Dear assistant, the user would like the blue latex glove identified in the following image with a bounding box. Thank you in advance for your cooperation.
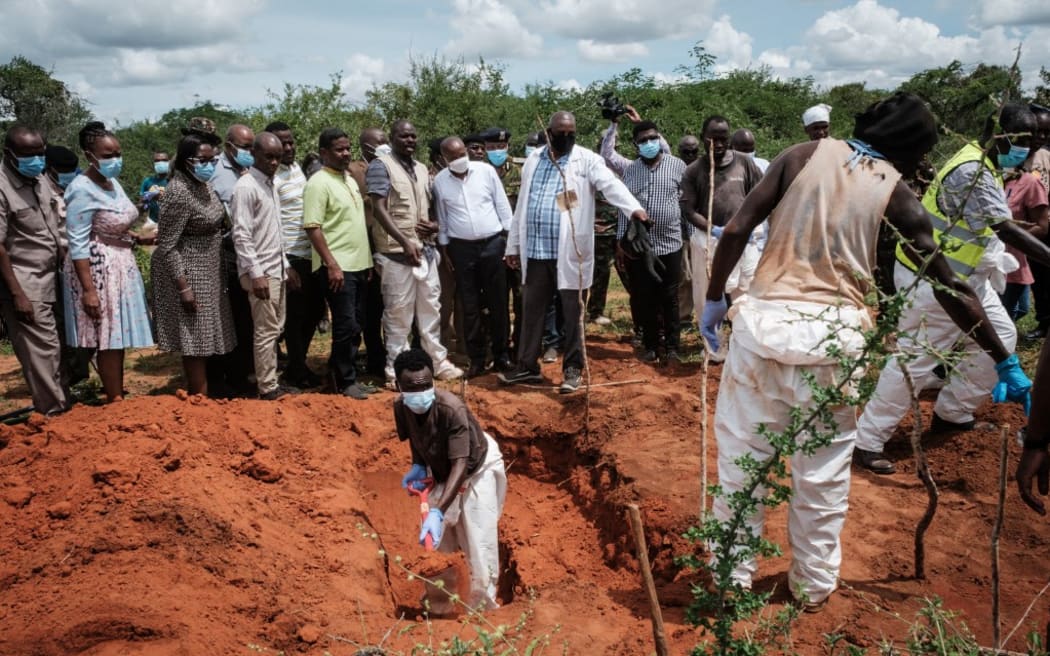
[701,296,729,353]
[402,463,427,489]
[992,354,1032,414]
[710,225,724,239]
[419,507,444,547]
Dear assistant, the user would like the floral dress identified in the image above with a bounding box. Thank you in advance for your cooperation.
[62,175,154,349]
[150,172,235,356]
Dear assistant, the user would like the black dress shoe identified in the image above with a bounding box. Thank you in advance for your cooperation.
[929,413,974,434]
[853,448,896,474]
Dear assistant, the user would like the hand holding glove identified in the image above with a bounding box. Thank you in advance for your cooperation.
[402,464,428,491]
[419,507,444,548]
[992,354,1032,414]
[701,296,729,354]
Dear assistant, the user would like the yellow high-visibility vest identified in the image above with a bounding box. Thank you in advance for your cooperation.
[897,142,1002,280]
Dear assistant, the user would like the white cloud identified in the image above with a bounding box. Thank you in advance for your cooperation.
[555,78,582,92]
[577,40,648,63]
[444,0,544,59]
[978,0,1050,27]
[341,54,391,101]
[705,15,753,74]
[755,0,1043,90]
[0,0,268,93]
[108,45,266,87]
[522,0,715,43]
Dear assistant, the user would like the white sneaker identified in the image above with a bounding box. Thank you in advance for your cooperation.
[434,360,464,381]
[593,315,612,326]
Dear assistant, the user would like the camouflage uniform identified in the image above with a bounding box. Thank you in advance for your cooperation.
[499,160,524,356]
[588,192,619,320]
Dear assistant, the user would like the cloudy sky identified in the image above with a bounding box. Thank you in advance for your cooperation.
[3,0,1049,125]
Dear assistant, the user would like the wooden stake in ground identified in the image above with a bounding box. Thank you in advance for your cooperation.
[698,143,717,519]
[627,504,670,656]
[901,367,938,579]
[993,424,1010,651]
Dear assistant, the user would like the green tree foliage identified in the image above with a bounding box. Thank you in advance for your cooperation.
[899,60,1020,161]
[0,56,91,146]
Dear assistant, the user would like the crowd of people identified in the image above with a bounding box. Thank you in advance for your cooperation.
[2,91,1050,611]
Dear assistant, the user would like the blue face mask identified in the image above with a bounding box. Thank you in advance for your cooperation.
[13,154,45,178]
[998,143,1029,170]
[233,147,254,168]
[94,156,123,179]
[192,162,217,182]
[402,387,436,414]
[154,161,170,175]
[524,146,535,157]
[487,148,508,167]
[637,138,661,160]
[57,171,78,189]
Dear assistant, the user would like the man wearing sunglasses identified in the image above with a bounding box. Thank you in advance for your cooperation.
[855,102,1050,474]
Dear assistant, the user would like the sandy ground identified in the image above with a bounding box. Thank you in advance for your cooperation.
[0,330,1047,655]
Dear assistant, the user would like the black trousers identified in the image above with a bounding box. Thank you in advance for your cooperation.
[284,256,326,380]
[362,271,386,376]
[448,234,510,365]
[587,236,615,320]
[320,269,368,389]
[626,248,682,351]
[518,259,585,374]
[207,254,255,395]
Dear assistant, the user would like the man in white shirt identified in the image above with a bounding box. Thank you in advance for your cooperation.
[433,137,514,378]
[231,132,301,400]
[267,121,323,389]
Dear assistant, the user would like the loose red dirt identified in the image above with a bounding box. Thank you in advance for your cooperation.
[0,336,1047,655]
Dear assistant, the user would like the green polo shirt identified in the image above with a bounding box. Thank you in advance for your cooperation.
[302,167,373,273]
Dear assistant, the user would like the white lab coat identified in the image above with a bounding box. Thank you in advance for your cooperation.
[505,145,642,290]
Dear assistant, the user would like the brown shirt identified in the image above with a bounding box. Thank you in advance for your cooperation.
[394,388,488,483]
[0,164,63,301]
[347,160,377,229]
[680,150,763,228]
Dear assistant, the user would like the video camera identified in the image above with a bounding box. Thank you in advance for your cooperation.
[598,93,628,120]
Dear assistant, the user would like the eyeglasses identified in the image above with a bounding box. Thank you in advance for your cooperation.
[187,156,221,166]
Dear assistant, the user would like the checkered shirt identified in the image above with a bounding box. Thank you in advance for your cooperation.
[618,155,686,256]
[524,149,569,260]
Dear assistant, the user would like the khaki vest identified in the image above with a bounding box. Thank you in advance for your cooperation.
[372,154,430,253]
[749,139,901,309]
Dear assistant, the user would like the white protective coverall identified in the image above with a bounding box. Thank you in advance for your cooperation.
[852,159,1018,455]
[431,432,508,610]
[710,138,900,604]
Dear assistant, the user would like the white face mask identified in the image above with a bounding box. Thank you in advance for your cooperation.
[374,144,393,157]
[448,156,470,174]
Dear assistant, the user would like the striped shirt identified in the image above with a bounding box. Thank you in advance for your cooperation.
[525,149,569,260]
[274,162,310,258]
[618,155,686,256]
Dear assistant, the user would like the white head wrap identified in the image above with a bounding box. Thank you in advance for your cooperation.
[802,104,832,127]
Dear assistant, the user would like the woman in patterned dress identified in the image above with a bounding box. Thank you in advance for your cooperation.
[151,133,235,395]
[63,122,154,402]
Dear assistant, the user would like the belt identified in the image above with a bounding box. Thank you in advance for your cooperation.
[91,231,135,248]
[449,232,502,245]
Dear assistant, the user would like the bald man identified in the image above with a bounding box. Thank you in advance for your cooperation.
[730,129,770,173]
[209,123,258,397]
[678,135,701,166]
[0,126,70,415]
[231,132,301,399]
[500,111,648,393]
[348,127,390,378]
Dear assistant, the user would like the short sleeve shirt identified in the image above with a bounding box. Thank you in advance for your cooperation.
[0,166,62,301]
[302,168,373,273]
[393,389,488,483]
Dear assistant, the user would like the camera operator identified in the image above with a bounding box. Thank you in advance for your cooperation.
[598,99,670,177]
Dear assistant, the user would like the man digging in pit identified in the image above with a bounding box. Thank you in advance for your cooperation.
[394,348,507,611]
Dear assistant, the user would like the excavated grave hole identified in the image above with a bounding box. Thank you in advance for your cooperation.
[358,428,655,619]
